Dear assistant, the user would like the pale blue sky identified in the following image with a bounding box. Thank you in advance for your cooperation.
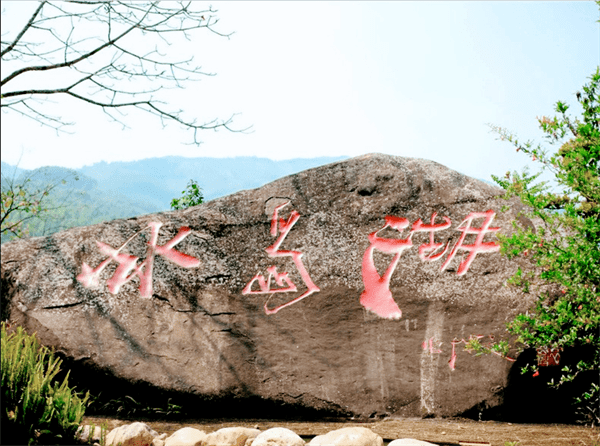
[1,1,598,182]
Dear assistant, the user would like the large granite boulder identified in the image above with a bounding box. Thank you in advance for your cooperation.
[1,153,536,419]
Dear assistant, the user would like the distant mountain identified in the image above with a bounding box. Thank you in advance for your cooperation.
[77,156,348,211]
[1,161,27,181]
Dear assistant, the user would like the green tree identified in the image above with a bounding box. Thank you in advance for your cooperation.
[470,68,599,423]
[0,166,78,243]
[171,179,204,210]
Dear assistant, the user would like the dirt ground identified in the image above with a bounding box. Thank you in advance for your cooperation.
[83,416,599,446]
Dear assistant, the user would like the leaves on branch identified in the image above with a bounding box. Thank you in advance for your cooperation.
[170,179,203,210]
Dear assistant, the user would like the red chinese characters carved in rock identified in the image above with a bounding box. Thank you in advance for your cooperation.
[242,202,320,315]
[422,337,443,354]
[361,211,501,319]
[77,222,200,298]
[360,216,413,319]
[422,334,515,371]
[450,335,516,370]
[440,210,501,275]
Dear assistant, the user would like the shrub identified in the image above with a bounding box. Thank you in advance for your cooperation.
[1,322,89,445]
[170,179,204,210]
[471,67,599,424]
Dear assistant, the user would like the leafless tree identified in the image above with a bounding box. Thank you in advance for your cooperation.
[1,1,245,144]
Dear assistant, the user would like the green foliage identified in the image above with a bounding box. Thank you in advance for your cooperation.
[471,68,599,424]
[1,166,81,243]
[171,179,204,210]
[574,381,600,426]
[1,322,89,445]
[1,178,58,241]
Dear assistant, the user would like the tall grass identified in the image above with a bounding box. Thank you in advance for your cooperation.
[1,321,89,445]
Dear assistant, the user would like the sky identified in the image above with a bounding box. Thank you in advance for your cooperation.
[1,1,599,183]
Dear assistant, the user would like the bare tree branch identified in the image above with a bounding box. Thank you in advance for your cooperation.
[0,1,46,58]
[1,9,147,86]
[1,1,249,143]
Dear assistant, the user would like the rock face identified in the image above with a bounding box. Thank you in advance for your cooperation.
[1,153,535,419]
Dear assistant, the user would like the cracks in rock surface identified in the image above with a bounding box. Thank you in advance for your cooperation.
[42,300,85,310]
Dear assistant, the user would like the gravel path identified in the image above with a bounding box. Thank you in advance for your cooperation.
[83,416,599,446]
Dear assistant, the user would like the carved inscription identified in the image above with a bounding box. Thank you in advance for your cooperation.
[77,222,200,298]
[422,334,516,371]
[360,211,501,319]
[76,208,502,327]
[242,202,320,314]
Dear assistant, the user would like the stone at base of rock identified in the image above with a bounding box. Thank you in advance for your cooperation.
[76,425,103,444]
[164,427,207,446]
[204,427,261,446]
[252,427,305,446]
[152,433,168,446]
[309,427,383,446]
[388,439,439,446]
[105,422,159,446]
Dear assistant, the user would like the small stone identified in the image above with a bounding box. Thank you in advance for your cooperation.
[203,427,260,446]
[152,433,169,446]
[388,440,438,446]
[252,427,305,446]
[309,427,383,446]
[165,427,207,446]
[76,425,103,443]
[105,422,159,446]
